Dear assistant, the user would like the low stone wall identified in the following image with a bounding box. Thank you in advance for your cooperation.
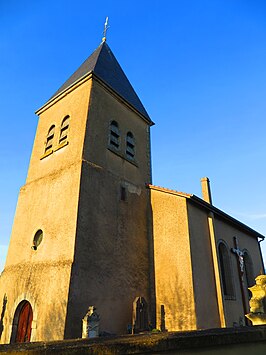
[0,326,266,354]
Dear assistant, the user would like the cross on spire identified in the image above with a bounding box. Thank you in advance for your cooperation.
[102,17,110,42]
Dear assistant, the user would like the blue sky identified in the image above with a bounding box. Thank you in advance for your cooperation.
[1,0,266,271]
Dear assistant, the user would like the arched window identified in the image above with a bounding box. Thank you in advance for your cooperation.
[243,251,255,288]
[59,116,70,145]
[218,241,235,299]
[126,132,135,159]
[44,125,55,153]
[109,120,120,149]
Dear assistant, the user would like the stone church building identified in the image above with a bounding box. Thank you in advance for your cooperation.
[0,40,264,343]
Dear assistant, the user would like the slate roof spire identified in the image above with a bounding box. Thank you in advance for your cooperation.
[48,41,151,122]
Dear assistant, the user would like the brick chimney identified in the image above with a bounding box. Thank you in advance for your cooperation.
[201,177,212,204]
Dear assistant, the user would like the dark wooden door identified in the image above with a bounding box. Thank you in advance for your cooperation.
[15,302,33,343]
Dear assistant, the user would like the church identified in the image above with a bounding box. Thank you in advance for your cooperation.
[0,38,264,344]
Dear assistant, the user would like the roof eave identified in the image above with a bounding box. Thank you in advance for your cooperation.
[35,71,94,115]
[147,184,192,198]
[35,72,154,126]
[147,184,265,240]
[92,73,154,126]
[189,195,265,240]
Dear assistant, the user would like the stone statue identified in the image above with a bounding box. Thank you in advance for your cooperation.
[246,275,266,325]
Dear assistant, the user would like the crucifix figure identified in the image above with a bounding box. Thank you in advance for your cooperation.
[231,236,249,325]
[231,236,245,279]
[102,17,110,42]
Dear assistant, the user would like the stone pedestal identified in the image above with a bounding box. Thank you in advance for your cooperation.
[246,275,266,325]
[82,306,100,338]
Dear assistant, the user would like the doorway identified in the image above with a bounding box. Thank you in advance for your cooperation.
[11,301,33,343]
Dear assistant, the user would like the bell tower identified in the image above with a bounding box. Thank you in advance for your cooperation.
[0,41,153,342]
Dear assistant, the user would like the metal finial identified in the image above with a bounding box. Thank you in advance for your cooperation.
[102,17,110,42]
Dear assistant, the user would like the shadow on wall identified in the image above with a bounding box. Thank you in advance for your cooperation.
[42,300,67,341]
[63,172,157,339]
[0,294,7,339]
[166,274,192,331]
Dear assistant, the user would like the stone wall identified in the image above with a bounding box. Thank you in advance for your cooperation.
[0,326,266,354]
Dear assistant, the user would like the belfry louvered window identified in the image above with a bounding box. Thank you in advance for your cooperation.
[109,121,120,149]
[59,116,70,144]
[126,132,135,159]
[45,125,55,153]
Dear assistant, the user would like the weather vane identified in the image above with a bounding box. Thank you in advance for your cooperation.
[102,17,110,42]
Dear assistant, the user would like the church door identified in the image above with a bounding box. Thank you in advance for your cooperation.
[15,301,33,343]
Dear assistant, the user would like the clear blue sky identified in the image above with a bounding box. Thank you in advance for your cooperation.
[1,0,266,271]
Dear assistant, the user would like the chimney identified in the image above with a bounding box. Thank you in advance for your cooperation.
[201,177,212,204]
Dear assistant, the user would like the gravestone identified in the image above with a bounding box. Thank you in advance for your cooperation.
[132,297,148,334]
[82,306,100,338]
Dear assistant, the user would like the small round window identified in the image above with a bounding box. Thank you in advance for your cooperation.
[31,230,43,250]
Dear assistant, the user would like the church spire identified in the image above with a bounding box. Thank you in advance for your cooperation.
[43,40,151,121]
